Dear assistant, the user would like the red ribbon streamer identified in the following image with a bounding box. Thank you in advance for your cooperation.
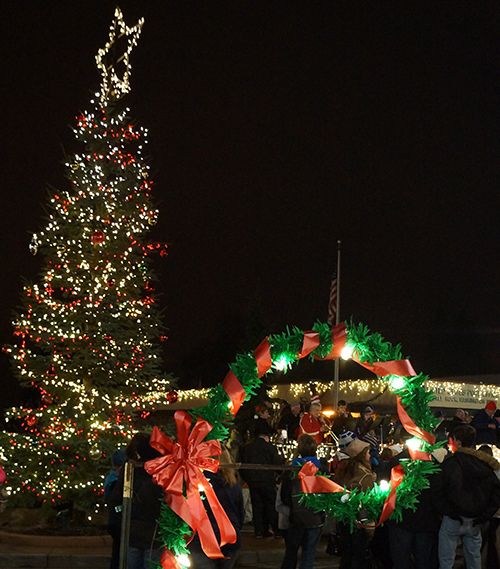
[447,436,458,454]
[353,354,435,449]
[299,331,321,359]
[145,411,237,563]
[377,464,405,526]
[254,337,272,378]
[354,357,416,378]
[298,461,346,494]
[407,447,432,461]
[222,371,246,416]
[396,396,436,446]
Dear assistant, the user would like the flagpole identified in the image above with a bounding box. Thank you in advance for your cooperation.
[333,240,341,409]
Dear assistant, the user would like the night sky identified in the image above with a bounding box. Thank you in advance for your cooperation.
[1,2,500,405]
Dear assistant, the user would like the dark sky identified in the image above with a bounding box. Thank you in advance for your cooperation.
[1,2,500,403]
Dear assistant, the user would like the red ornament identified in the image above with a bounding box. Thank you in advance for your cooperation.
[26,416,37,427]
[42,395,53,405]
[91,230,105,245]
[166,390,178,404]
[47,365,56,377]
[159,335,168,343]
[107,279,115,288]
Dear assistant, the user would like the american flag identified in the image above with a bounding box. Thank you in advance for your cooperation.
[327,272,337,326]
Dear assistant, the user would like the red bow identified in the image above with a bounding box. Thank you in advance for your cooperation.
[145,411,237,566]
[298,461,345,494]
[377,464,405,525]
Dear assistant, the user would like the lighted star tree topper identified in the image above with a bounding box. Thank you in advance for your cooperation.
[0,8,174,510]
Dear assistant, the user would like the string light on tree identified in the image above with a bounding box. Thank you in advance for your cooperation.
[0,9,174,508]
[95,7,144,103]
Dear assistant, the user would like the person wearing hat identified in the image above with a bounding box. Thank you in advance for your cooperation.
[240,420,283,539]
[297,395,328,444]
[335,438,376,568]
[355,405,381,467]
[250,402,276,441]
[471,401,499,445]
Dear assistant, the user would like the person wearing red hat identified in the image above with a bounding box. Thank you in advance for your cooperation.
[471,401,499,445]
[297,396,329,444]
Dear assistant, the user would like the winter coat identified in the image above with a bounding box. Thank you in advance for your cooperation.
[331,412,354,436]
[277,408,300,440]
[199,471,245,555]
[392,472,441,533]
[240,437,282,486]
[471,409,498,444]
[335,458,375,492]
[446,416,466,437]
[433,447,500,522]
[280,456,326,528]
[109,465,163,550]
[297,413,324,444]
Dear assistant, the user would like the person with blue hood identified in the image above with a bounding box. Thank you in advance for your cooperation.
[279,434,326,569]
[104,448,127,569]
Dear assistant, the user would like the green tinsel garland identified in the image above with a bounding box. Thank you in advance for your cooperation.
[156,320,441,562]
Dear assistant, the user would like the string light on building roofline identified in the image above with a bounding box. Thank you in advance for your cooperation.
[169,379,500,408]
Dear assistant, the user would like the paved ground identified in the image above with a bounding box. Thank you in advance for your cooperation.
[0,528,340,569]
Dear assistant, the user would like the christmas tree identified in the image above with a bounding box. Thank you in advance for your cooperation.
[0,9,173,510]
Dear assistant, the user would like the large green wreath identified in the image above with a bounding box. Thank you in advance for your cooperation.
[153,321,442,566]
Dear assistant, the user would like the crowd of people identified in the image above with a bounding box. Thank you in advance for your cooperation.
[105,396,500,569]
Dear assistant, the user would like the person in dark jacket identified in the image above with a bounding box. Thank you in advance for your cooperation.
[104,449,127,569]
[277,401,301,441]
[335,438,376,569]
[471,401,499,445]
[446,409,467,437]
[240,419,283,538]
[355,405,381,467]
[331,400,354,436]
[109,433,163,569]
[189,447,245,569]
[477,445,500,569]
[434,424,500,569]
[280,435,326,569]
[387,448,447,569]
